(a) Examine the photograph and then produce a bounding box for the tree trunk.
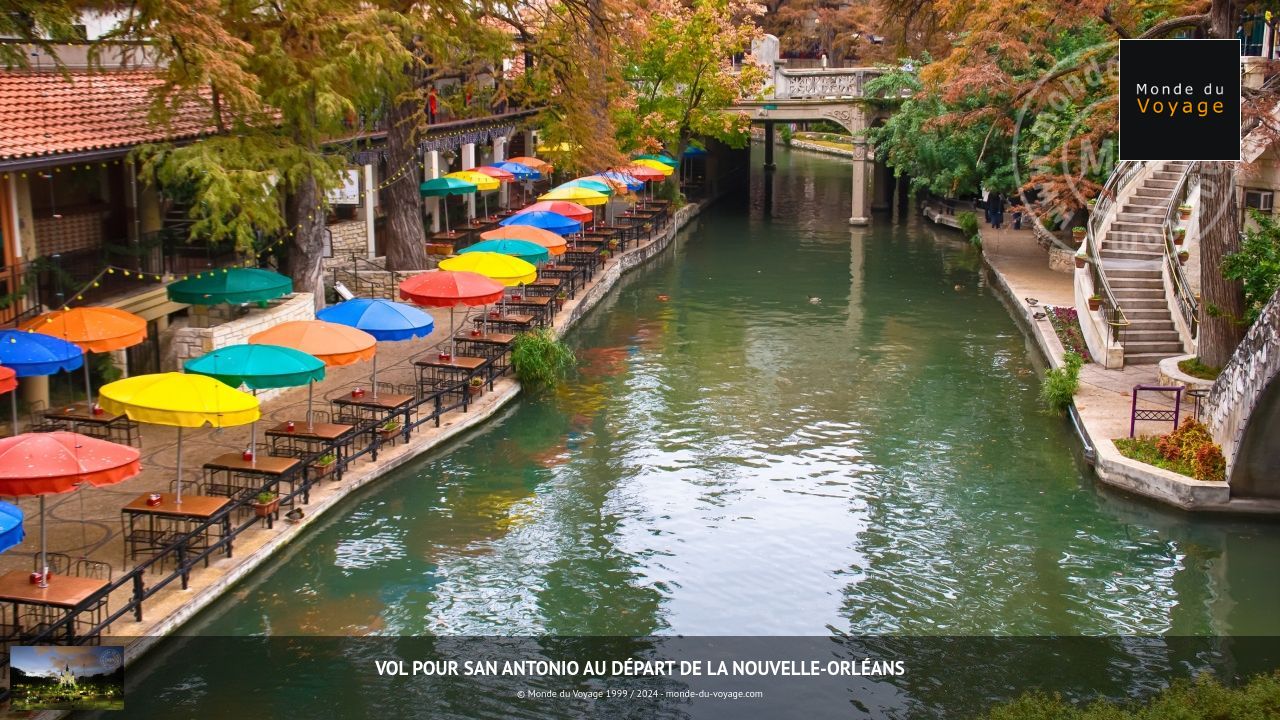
[1197,161,1247,367]
[286,174,327,312]
[382,90,428,271]
[1207,0,1239,40]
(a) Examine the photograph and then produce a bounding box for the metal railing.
[1085,161,1140,344]
[1161,165,1200,339]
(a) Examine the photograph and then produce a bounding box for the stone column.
[763,122,776,171]
[493,136,509,208]
[462,142,476,218]
[363,163,376,258]
[426,151,441,233]
[849,144,871,226]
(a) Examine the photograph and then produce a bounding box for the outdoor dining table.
[526,277,563,298]
[599,223,637,247]
[265,421,356,482]
[429,229,472,248]
[202,453,303,503]
[415,355,491,411]
[502,294,555,326]
[0,570,110,642]
[39,402,139,446]
[330,393,415,445]
[471,312,535,334]
[121,492,233,566]
[453,331,515,375]
[539,265,582,297]
[562,249,603,278]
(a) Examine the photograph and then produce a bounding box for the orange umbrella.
[481,226,567,256]
[507,156,552,173]
[249,320,376,427]
[22,306,147,406]
[0,431,141,586]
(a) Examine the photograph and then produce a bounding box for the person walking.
[990,192,1005,230]
[982,188,992,225]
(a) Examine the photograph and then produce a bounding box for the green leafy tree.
[1223,209,1280,324]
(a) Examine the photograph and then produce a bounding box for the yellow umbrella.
[444,171,500,191]
[99,372,260,502]
[438,252,537,286]
[633,158,674,176]
[579,174,630,195]
[538,186,608,206]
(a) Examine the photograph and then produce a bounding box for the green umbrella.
[634,153,678,167]
[167,268,293,306]
[184,343,326,463]
[459,239,550,265]
[420,177,478,234]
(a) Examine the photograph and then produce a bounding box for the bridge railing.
[770,67,884,100]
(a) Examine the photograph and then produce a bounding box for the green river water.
[110,150,1280,719]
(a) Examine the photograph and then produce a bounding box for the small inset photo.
[8,645,124,711]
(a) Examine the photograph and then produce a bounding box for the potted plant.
[1074,252,1088,269]
[1071,226,1086,241]
[556,290,568,302]
[251,490,279,518]
[1086,198,1097,209]
[1173,227,1186,245]
[608,239,620,250]
[311,451,337,478]
[599,249,612,260]
[1178,204,1192,220]
[1178,249,1189,264]
[377,419,401,439]
[468,376,485,397]
[1088,294,1102,311]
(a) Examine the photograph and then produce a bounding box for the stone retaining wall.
[1205,288,1280,478]
[322,220,368,269]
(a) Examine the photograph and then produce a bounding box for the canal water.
[113,150,1280,718]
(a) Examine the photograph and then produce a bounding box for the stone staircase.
[1099,161,1189,364]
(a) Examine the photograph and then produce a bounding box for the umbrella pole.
[483,193,489,219]
[307,381,315,431]
[38,495,48,587]
[371,355,379,400]
[175,427,184,506]
[83,356,93,407]
[444,200,451,235]
[450,308,456,357]
[250,390,257,468]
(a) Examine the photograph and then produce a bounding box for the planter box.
[1088,298,1102,311]
[251,498,280,518]
[426,242,454,256]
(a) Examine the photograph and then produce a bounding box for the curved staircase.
[1097,161,1189,364]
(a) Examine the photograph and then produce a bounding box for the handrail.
[1161,164,1200,339]
[1084,161,1139,344]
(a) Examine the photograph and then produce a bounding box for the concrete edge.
[118,201,705,662]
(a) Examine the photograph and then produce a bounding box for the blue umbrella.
[317,299,435,398]
[682,145,707,157]
[0,501,24,554]
[602,171,645,191]
[493,161,541,181]
[500,211,583,236]
[0,330,85,435]
[460,239,551,265]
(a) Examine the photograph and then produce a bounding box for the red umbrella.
[514,201,593,224]
[399,271,504,354]
[0,432,141,586]
[473,166,516,182]
[0,365,16,437]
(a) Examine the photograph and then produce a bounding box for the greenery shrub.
[983,672,1280,719]
[957,211,981,244]
[1039,350,1083,413]
[1222,209,1280,324]
[779,124,793,146]
[511,328,575,392]
[1177,357,1221,381]
[1115,418,1226,482]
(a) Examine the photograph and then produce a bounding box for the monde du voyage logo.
[1119,38,1241,161]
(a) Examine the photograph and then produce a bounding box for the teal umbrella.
[420,177,478,234]
[459,239,550,265]
[184,343,326,457]
[167,268,292,306]
[557,179,613,196]
[634,153,678,167]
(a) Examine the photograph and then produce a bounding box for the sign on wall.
[327,169,362,206]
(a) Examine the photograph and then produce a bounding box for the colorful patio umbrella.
[249,320,377,427]
[602,170,645,191]
[0,431,141,584]
[167,268,293,306]
[557,179,614,196]
[633,158,675,176]
[536,187,608,207]
[515,201,593,224]
[317,299,434,400]
[23,306,147,407]
[578,175,629,195]
[399,271,505,355]
[0,331,85,435]
[493,162,541,181]
[481,226,568,256]
[616,164,666,182]
[474,166,516,182]
[99,372,258,503]
[500,211,583,236]
[185,343,326,454]
[439,252,537,286]
[0,365,17,436]
[444,171,500,218]
[0,500,23,554]
[634,153,678,167]
[419,176,478,234]
[460,239,550,265]
[507,157,552,173]
[682,145,707,157]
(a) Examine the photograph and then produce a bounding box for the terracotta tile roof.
[0,69,216,162]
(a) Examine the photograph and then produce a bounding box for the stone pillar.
[20,375,48,423]
[462,142,476,218]
[849,146,871,225]
[426,151,441,233]
[763,122,776,171]
[363,163,376,258]
[493,136,509,209]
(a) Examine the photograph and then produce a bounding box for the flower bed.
[1114,419,1226,482]
[1045,305,1092,362]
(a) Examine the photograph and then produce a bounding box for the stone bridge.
[732,39,899,224]
[1205,287,1280,498]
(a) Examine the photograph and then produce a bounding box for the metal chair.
[32,551,72,576]
[168,479,202,497]
[71,559,113,639]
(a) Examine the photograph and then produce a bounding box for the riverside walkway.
[0,203,695,659]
